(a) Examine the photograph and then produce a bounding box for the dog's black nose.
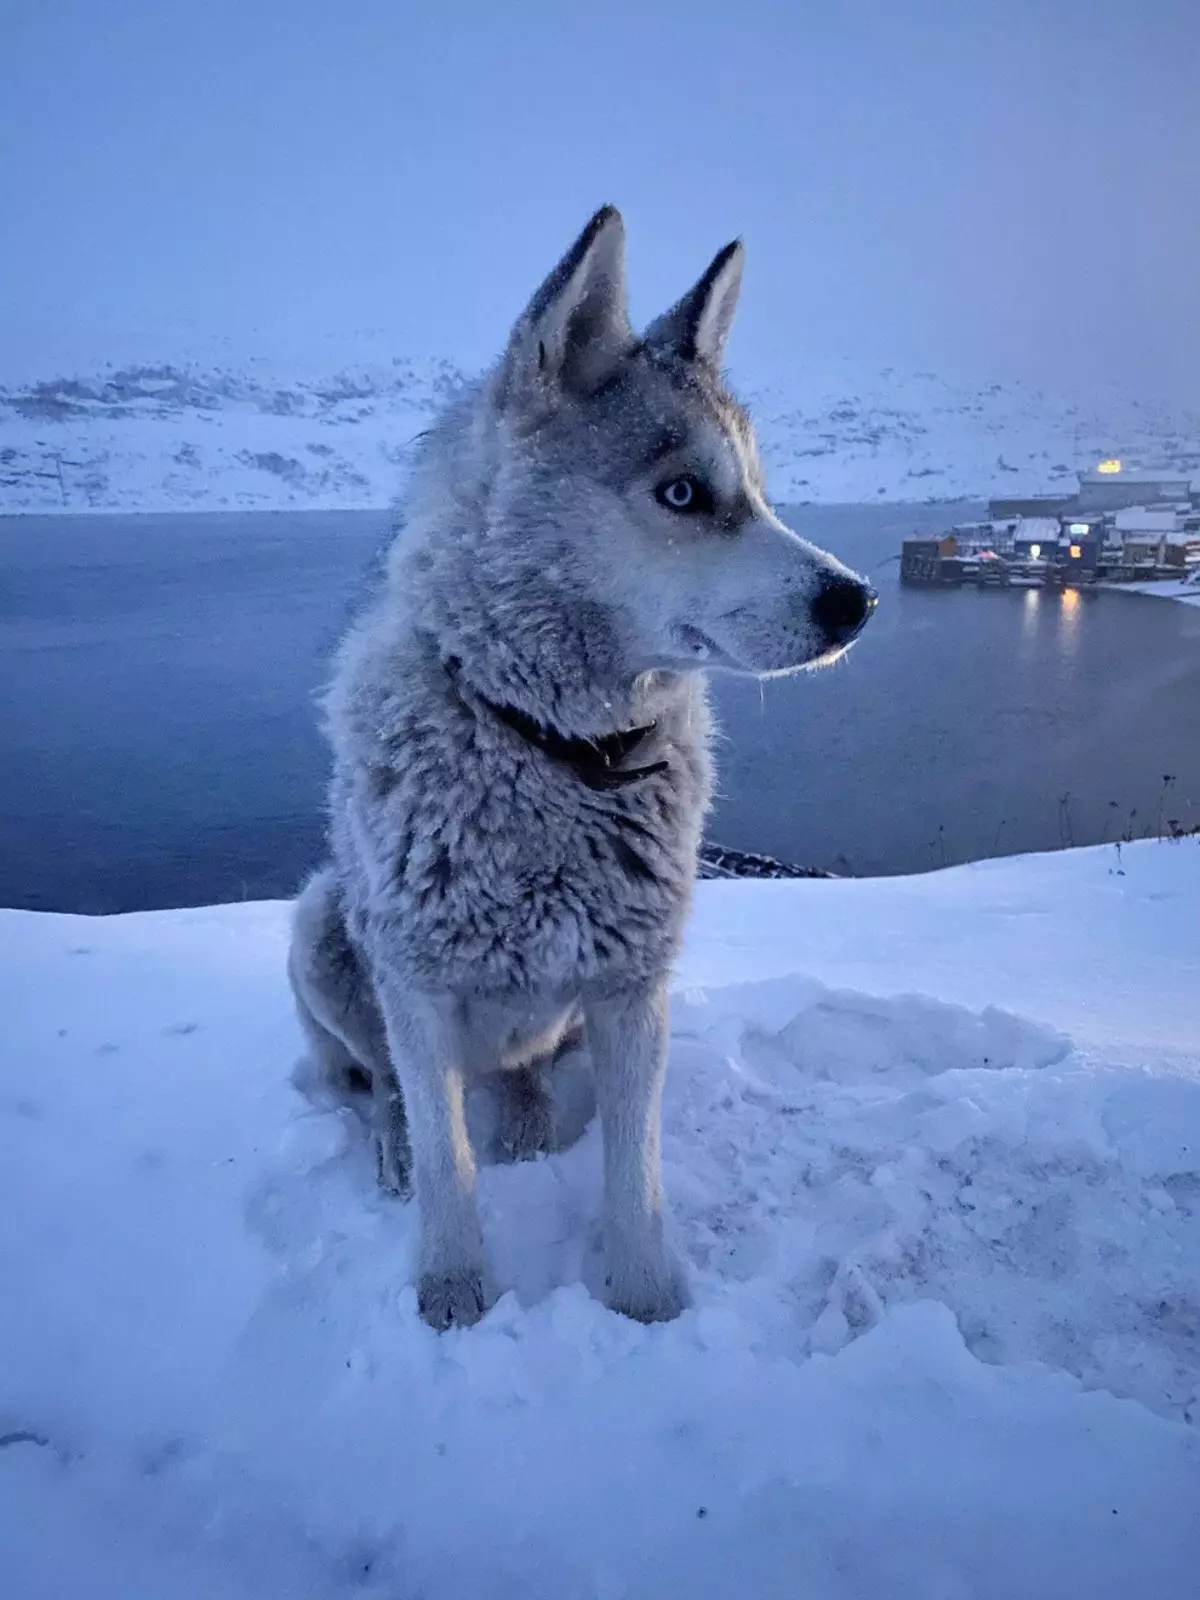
[812,575,876,645]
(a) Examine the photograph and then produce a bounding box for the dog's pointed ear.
[504,206,633,400]
[644,239,744,367]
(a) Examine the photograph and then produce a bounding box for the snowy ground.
[3,840,1199,1597]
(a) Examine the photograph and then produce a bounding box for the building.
[899,534,958,583]
[990,464,1199,522]
[1162,529,1200,568]
[1075,463,1195,512]
[1112,507,1189,568]
[987,495,1074,520]
[1062,529,1103,575]
[944,522,1011,555]
[1163,535,1191,569]
[1010,516,1061,561]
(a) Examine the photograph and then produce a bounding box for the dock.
[902,460,1200,590]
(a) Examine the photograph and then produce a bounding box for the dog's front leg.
[372,974,486,1330]
[585,977,689,1323]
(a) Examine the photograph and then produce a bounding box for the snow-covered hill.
[2,337,1198,512]
[3,842,1199,1596]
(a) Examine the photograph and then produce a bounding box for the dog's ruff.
[442,653,670,791]
[289,205,873,1330]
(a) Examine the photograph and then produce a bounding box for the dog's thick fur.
[289,207,873,1329]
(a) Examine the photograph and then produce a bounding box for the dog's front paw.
[417,1270,487,1331]
[602,1246,691,1325]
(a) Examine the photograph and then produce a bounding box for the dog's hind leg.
[492,1022,596,1163]
[289,868,411,1195]
[544,1022,597,1153]
[493,1065,555,1164]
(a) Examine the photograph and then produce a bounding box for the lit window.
[1030,543,1041,560]
[1097,459,1122,475]
[1069,544,1082,559]
[1068,523,1089,536]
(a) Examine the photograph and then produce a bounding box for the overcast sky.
[2,0,1197,400]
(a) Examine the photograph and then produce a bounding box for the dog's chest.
[339,719,710,992]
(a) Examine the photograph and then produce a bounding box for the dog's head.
[484,206,875,679]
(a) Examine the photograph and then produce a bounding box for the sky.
[1,0,1198,401]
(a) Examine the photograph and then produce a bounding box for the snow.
[3,840,1199,1597]
[2,335,1199,512]
[1108,573,1200,607]
[1011,515,1061,541]
[1113,508,1184,533]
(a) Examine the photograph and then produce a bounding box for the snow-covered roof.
[1013,516,1060,540]
[1114,507,1181,533]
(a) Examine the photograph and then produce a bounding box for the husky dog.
[289,207,875,1330]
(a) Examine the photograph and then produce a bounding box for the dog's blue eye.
[656,475,712,515]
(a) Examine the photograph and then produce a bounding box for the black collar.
[445,657,669,792]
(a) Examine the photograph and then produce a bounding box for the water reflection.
[1059,585,1082,656]
[1020,586,1081,657]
